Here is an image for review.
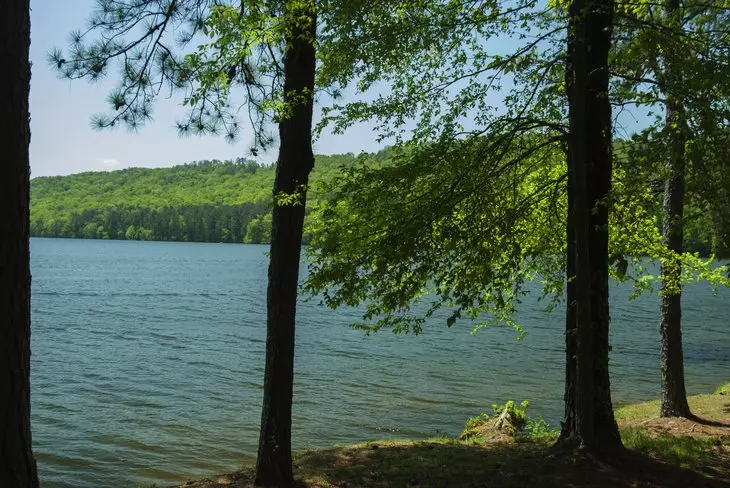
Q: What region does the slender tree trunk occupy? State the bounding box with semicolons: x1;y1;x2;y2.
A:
0;0;40;486
559;0;621;449
561;149;578;440
255;2;316;486
658;0;691;419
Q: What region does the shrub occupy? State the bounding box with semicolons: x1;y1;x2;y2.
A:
462;400;558;442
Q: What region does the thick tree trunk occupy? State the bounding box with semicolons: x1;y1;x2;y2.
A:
658;0;691;420
0;0;40;487
569;0;596;445
255;2;316;486
559;0;621;449
584;0;620;443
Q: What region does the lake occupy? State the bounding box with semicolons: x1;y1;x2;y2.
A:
30;238;729;487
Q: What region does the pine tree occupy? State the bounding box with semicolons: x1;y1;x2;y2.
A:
0;0;40;485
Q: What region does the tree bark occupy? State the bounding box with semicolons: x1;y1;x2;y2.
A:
658;0;691;420
0;0;40;486
584;0;620;442
569;0;595;445
559;0;622;450
255;2;316;486
561;148;578;440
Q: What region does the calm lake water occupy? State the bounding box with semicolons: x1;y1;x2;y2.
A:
30;238;729;487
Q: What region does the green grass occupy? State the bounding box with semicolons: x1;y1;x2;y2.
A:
615;398;663;422
615;390;729;423
714;382;730;395
620;428;725;470
612;385;730;479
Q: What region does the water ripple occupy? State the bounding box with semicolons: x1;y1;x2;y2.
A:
29;238;730;488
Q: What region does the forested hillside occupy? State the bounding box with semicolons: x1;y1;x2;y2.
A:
30;152;359;244
30;146;728;256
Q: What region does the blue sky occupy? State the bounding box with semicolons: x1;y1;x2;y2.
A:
29;1;648;178
29;0;383;177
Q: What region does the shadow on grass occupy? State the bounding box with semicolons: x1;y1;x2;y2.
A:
690;414;730;428
622;427;729;471
293;439;730;488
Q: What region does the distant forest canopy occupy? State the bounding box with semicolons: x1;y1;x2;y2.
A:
30;148;729;256
30;152;363;244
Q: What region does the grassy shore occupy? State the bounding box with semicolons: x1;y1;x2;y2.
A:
158;383;730;488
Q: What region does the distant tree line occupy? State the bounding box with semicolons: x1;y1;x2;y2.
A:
29;154;361;245
30;202;272;244
30;158;276;243
30;151;730;256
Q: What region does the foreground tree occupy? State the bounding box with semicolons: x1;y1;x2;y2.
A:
310;0;729;448
612;0;730;417
559;0;621;448
255;2;316;485
0;0;40;486
658;0;691;416
309;0;626;453
652;0;730;418
52;0;317;483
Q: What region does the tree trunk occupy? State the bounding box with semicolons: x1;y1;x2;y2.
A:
559;0;622;450
0;0;40;486
658;0;691;420
255;2;316;486
561;148;578;440
584;0;620;443
658;98;690;418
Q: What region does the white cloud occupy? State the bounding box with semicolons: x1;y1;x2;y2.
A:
99;158;120;168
